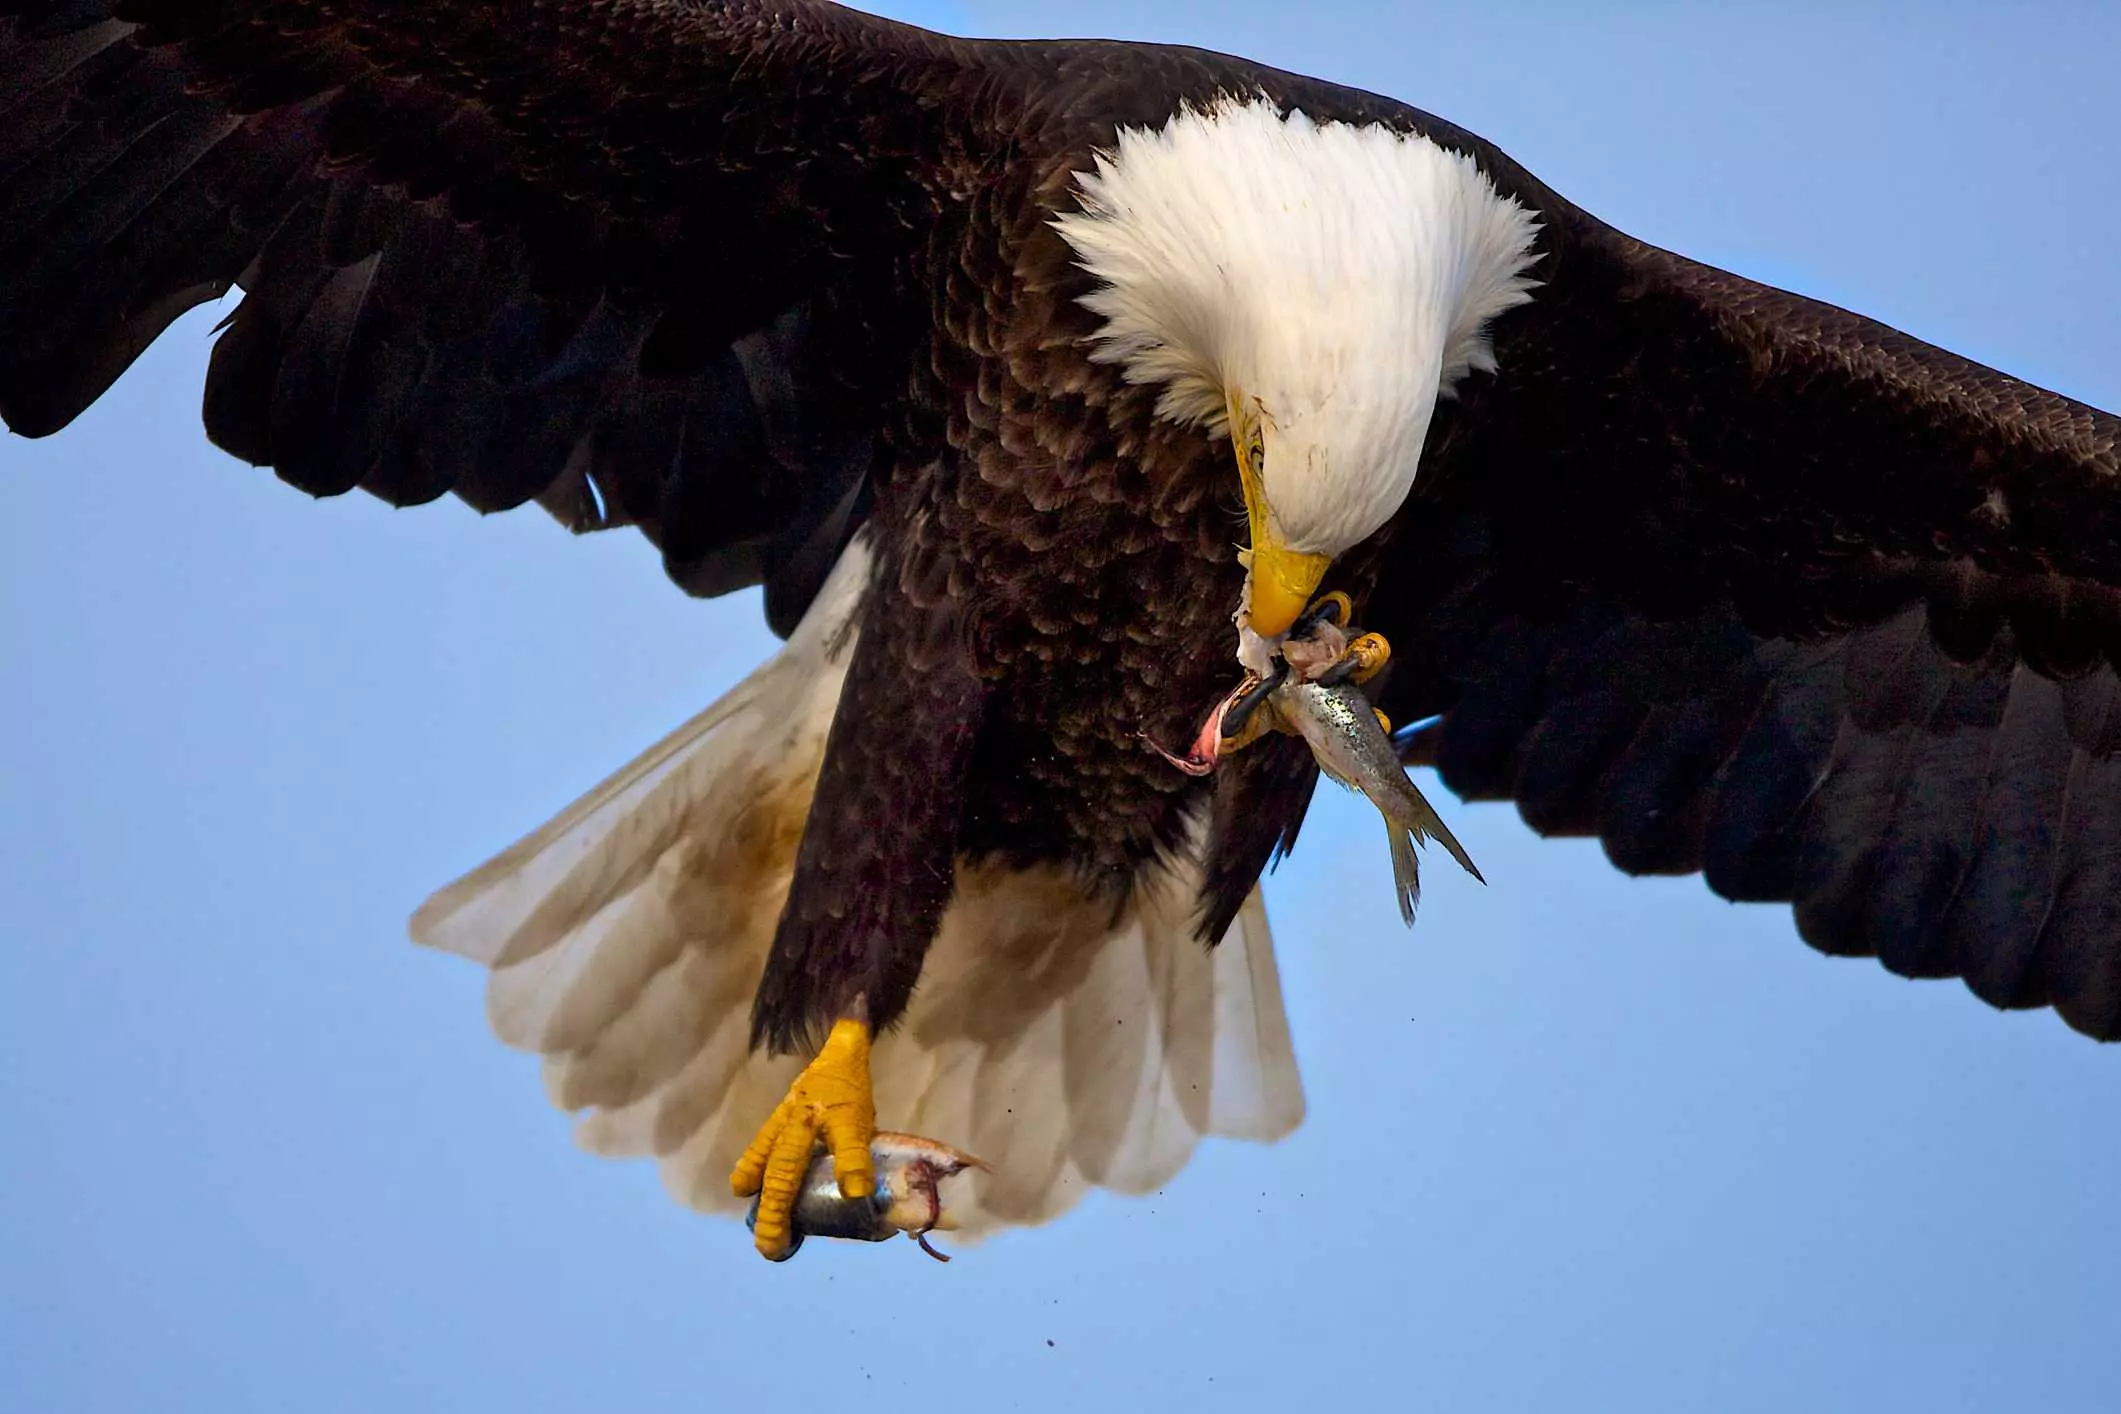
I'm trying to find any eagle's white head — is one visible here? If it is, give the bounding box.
[1054,98,1542,671]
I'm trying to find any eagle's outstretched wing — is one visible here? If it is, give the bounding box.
[1366,198,2121,1041]
[0,0,985,631]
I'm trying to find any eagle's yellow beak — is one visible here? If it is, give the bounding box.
[1234,406,1330,638]
[1244,533,1332,638]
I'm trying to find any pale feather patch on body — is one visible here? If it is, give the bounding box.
[1053,97,1542,558]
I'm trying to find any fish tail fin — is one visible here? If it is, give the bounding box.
[1403,782,1484,886]
[1386,820,1423,925]
[1385,779,1483,925]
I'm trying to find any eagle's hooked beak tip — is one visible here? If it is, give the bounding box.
[1242,541,1331,639]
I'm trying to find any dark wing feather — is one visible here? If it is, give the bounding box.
[1366,226,2121,1038]
[0,0,975,630]
[1389,582,2121,1041]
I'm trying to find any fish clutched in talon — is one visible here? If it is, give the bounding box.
[1142,594,1340,773]
[1150,593,1479,920]
[744,1132,987,1262]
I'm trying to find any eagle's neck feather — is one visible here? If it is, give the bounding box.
[1054,97,1541,557]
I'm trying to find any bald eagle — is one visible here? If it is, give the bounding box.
[5,1,2117,1258]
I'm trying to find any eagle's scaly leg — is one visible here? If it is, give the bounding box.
[731,1015,878,1261]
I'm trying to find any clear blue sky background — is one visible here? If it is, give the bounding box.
[4,4,2116,1410]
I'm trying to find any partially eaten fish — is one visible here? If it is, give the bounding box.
[745,1131,986,1262]
[1272,671,1482,922]
[1149,606,1481,921]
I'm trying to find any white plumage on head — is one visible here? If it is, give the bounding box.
[1055,96,1543,558]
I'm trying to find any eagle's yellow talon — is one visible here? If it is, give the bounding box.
[1373,707,1392,734]
[1218,696,1282,753]
[731,1016,877,1260]
[1345,630,1391,684]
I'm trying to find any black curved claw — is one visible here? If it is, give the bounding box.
[1220,659,1289,739]
[745,1196,806,1261]
[1313,653,1364,688]
[1290,592,1349,638]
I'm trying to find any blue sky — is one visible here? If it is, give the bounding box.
[4,4,2116,1410]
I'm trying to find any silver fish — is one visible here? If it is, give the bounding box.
[1271,675,1483,923]
[745,1131,986,1262]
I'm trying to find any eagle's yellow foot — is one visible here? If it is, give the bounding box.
[1217,674,1284,753]
[1343,630,1391,684]
[731,1016,877,1261]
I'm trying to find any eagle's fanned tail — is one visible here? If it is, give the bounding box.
[411,541,1304,1237]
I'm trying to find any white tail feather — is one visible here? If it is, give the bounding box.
[411,539,1305,1238]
